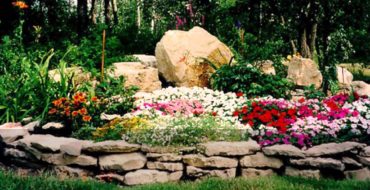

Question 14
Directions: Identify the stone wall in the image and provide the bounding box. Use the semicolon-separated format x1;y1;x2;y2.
1;134;370;186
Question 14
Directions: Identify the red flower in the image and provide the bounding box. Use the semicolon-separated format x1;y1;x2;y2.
48;108;57;115
259;112;272;123
233;110;239;117
236;92;244;97
298;98;305;103
211;112;217;116
287;109;296;116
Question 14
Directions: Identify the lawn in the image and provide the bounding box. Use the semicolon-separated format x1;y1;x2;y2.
1;170;370;190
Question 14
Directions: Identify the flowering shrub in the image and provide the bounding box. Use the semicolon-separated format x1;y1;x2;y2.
135;87;245;120
135;100;205;116
48;92;103;133
237;93;370;147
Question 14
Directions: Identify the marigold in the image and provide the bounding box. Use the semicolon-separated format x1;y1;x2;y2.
72;111;79;117
79;108;88;115
48;108;57;115
12;1;28;9
82;115;92;122
52;99;62;107
91;96;98;102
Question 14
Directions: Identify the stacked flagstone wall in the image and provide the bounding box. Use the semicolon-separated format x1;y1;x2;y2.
1;133;370;186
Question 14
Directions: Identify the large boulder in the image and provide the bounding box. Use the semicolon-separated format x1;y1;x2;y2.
337;66;353;87
112;62;162;92
287;57;323;88
0;123;29;143
351;81;370;96
155;26;233;87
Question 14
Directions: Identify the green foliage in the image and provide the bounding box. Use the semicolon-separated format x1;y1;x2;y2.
211;63;293;99
303;85;326;100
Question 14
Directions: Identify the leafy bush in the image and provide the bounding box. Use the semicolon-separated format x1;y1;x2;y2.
303;85;326;100
211;63;293;99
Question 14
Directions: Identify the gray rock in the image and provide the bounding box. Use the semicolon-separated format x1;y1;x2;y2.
262;144;305;158
342;157;362;168
241;168;275;178
61;141;92;156
4;148;29;159
0;123;29;143
198;140;260;156
290;157;345;171
186;166;236;179
124;170;169;185
360;146;370;157
147;162;183;172
41;122;64;130
23;121;40;132
146;153;182;162
344;168;370;181
285;166;321;179
100;113;121;121
41;153;97;167
305;142;366;157
183;154;238;168
357;156;370;166
25;135;80;153
83;140;140;153
133;54;157;68
240;152;283;169
99;153;146;172
141;145;196;154
169;171;183;181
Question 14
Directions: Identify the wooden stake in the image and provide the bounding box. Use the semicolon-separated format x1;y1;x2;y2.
101;29;106;81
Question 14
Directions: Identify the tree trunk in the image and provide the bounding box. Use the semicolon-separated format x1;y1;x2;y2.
309;22;317;57
300;27;312;58
112;0;118;25
77;0;88;36
137;0;142;28
104;0;111;25
90;0;97;24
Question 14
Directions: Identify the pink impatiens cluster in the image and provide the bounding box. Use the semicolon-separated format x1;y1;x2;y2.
244;93;370;148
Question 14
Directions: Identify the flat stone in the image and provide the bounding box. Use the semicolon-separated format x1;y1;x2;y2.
4;148;29;159
198;140;260;156
96;173;125;183
240;152;283;169
100;113;122;121
290;157;345;171
305;142;366;157
344;168;370;181
141;145;196;154
360;146;370;157
147;162;183;172
342;157;362;168
285;166;321;179
0;124;29;143
183;154;238;168
23;121;40;132
54;166;93;179
186;166;236;179
41;153;97;167
262;144;305;158
42;122;64;130
169;171;183;181
241;168;275;178
146;153;182;162
15;137;43;159
83;140;140;153
25;135;80;153
99;153;146;172
60;141;92;156
124;170;169;185
357;156;370;166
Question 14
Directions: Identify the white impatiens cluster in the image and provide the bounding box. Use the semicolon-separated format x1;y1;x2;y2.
135;87;246;119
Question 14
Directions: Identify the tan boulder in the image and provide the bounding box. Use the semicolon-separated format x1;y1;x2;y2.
241;168;275;178
111;62;162;92
256;60;276;75
240;152;283;169
287;57;322;88
124;170;169;185
337;66;353;86
183;154;238;168
147;162;183;172
285;166;321;179
198;140;260;156
186;166;236;179
351;81;370;96
99;153;146;172
155;26;233;87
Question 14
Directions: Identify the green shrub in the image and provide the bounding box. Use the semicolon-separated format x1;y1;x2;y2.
211;63;293;99
303;85;326;100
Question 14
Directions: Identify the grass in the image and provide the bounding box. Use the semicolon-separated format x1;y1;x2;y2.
1;170;370;190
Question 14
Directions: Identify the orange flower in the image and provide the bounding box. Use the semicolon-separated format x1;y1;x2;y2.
12;1;28;9
65;110;71;116
82;115;92;122
79;108;88;115
48;108;57;115
72;111;79;117
52;99;62;107
79;96;86;103
91;96;98;102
